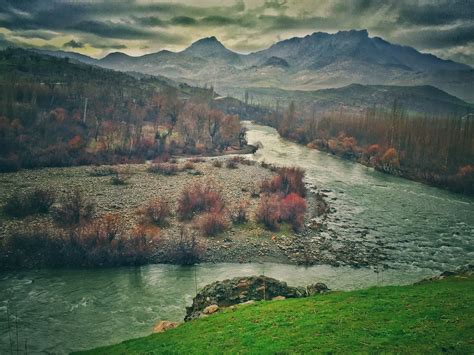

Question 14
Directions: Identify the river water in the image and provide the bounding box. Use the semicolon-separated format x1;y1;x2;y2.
1;122;472;353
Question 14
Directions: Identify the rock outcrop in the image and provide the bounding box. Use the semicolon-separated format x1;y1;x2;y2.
415;264;473;284
185;275;329;321
153;320;179;333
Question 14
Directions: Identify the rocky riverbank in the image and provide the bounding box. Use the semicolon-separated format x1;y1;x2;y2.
0;158;385;269
185;275;329;321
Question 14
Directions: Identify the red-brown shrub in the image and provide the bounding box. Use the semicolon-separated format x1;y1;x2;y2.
1;226;64;269
225;158;238;169
1;214;160;269
212;159;223;168
368;144;381;155
381;148;399;167
261;167;306;197
69;214;159;267
152;153;170;163
144;199;171;225
111;170;132;185
255;194;281;230
4;188;56;218
147;162;179;175
280;193;307;231
177;183;224;220
231;201;249;224
256;192;307;231
197;212;228;236
52;189;95;227
183;161;195;170
167;227;202;265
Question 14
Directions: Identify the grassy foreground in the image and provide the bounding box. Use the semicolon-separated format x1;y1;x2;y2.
79;275;473;354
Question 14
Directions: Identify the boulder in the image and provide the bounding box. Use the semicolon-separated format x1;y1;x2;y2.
306;283;330;296
239;300;255;306
416;264;473;284
203;304;219;315
153;320;179;333
184;275;329;321
272;296;286;301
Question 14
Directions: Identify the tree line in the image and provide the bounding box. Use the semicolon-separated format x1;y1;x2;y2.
0;49;244;171
257;100;473;194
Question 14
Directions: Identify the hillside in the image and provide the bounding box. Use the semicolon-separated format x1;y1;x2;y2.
0;48;243;171
241;84;474;116
79;275;474;354
38;30;474;103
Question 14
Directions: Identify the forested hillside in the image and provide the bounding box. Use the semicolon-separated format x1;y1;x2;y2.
0;48;244;172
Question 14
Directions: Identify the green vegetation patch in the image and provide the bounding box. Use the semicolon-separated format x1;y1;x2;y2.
79;275;474;354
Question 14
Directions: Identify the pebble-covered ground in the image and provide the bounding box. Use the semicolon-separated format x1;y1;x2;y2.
0;159;385;267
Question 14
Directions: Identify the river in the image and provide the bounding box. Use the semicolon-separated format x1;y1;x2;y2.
1;121;472;353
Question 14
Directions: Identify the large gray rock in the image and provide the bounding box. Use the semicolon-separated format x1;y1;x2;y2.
415;264;473;284
185;275;329;321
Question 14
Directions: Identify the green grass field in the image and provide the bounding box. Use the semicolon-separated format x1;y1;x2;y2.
79;275;474;354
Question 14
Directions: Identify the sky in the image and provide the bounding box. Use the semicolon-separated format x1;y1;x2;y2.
0;0;473;66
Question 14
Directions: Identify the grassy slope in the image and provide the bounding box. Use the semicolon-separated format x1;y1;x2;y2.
80;275;474;354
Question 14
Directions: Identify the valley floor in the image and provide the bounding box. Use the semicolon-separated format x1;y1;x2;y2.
78;274;474;354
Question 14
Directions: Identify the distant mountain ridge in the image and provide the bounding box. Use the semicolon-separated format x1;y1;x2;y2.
35;30;474;103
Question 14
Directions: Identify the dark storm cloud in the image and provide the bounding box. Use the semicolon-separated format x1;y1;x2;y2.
0;0;472;65
395;23;474;50
63;39;84;48
201;16;236;26
170;16;197;26
69;20;156;40
397;1;473;26
133;16;167;28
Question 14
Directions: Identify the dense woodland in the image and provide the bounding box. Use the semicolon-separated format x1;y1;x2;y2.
257;101;473;194
0;49;244;171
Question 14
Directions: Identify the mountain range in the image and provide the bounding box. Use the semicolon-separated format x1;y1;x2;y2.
34;29;473;104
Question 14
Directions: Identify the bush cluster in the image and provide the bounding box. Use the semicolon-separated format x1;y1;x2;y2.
51;189;95;227
177;183;224;220
230;201;249;224
196;212;228;236
166;227;202;265
189;157;205;163
4;188;56;218
255;194;281;230
225;159;238;169
147;162;179;175
257;167;307;231
143;199;171;226
261;167;306;197
212;160;223;168
111;171;132;185
1;214;159;269
88;166;117;177
183;161;195;170
256;193;307;231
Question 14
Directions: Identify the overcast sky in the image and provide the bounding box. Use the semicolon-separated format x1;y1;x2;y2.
0;0;472;66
